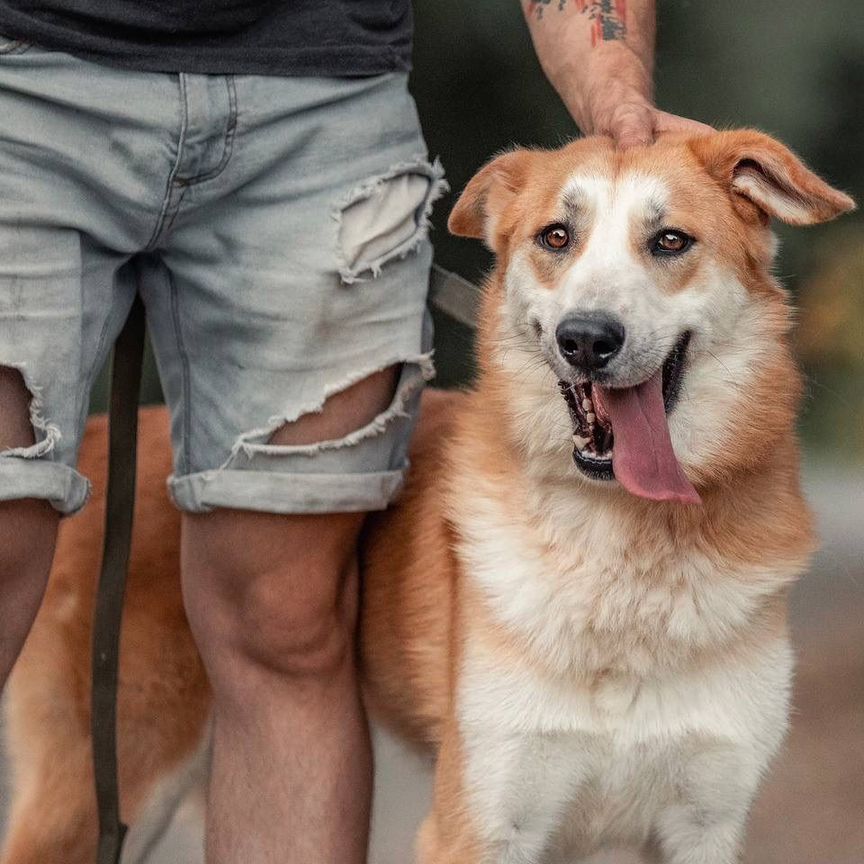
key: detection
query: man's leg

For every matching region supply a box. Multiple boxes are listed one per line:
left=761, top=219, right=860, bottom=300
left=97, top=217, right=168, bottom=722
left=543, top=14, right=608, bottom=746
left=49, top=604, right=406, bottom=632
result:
left=142, top=70, right=439, bottom=863
left=182, top=369, right=397, bottom=864
left=0, top=368, right=59, bottom=687
left=0, top=44, right=197, bottom=690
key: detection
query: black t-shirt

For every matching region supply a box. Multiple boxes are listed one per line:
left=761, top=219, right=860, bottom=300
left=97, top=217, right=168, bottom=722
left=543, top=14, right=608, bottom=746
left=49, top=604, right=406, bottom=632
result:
left=0, top=0, right=412, bottom=75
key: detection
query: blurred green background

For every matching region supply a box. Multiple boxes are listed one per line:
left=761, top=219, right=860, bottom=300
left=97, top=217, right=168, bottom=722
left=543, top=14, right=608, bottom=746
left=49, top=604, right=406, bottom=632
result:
left=102, top=0, right=864, bottom=462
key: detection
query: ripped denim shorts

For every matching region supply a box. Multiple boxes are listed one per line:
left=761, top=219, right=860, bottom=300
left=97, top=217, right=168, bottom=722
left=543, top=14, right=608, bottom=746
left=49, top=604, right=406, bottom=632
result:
left=0, top=38, right=444, bottom=515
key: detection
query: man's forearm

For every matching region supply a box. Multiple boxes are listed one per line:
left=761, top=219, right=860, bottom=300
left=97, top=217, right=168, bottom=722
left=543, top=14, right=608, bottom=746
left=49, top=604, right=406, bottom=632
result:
left=523, top=0, right=656, bottom=138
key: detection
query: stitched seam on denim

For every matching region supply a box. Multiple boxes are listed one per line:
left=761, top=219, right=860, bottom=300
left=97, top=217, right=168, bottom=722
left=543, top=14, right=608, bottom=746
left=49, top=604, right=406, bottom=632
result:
left=73, top=284, right=128, bottom=448
left=145, top=73, right=190, bottom=251
left=159, top=185, right=188, bottom=242
left=168, top=270, right=193, bottom=475
left=178, top=74, right=238, bottom=186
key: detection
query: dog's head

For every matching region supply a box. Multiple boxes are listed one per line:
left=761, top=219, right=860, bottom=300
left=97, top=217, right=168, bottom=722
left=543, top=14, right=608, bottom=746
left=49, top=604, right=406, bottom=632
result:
left=449, top=131, right=854, bottom=504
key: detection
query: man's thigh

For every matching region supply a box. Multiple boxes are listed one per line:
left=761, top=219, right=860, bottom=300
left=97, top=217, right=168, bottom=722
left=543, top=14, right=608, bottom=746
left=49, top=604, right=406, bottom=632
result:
left=146, top=72, right=444, bottom=519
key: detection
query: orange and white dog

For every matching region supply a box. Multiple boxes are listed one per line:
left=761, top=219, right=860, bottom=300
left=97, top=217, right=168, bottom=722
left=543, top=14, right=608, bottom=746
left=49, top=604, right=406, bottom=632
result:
left=1, top=130, right=855, bottom=864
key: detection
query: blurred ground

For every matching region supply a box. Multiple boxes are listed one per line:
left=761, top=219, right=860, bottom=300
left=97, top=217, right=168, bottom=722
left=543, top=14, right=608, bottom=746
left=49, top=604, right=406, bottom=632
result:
left=1, top=462, right=862, bottom=863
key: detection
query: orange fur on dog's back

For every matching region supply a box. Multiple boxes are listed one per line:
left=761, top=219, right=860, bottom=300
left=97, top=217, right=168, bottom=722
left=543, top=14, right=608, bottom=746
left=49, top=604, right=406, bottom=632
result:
left=1, top=407, right=206, bottom=864
left=361, top=388, right=465, bottom=747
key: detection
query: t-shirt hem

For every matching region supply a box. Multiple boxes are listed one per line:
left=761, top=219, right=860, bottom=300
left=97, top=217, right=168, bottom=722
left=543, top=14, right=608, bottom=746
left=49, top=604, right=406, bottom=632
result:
left=0, top=12, right=412, bottom=76
left=47, top=46, right=413, bottom=77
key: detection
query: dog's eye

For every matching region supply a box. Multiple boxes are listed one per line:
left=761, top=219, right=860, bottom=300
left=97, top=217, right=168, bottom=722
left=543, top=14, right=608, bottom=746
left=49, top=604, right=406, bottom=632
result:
left=651, top=230, right=693, bottom=256
left=538, top=224, right=571, bottom=251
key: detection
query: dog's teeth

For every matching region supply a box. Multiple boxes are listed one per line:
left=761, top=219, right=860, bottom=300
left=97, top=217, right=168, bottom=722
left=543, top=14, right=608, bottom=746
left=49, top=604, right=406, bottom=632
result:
left=572, top=434, right=590, bottom=451
left=586, top=412, right=596, bottom=424
left=582, top=397, right=593, bottom=411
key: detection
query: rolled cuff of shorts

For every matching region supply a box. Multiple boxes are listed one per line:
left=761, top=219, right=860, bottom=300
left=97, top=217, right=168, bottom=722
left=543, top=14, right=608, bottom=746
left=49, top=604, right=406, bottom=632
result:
left=169, top=344, right=433, bottom=515
left=0, top=458, right=90, bottom=514
left=168, top=466, right=407, bottom=514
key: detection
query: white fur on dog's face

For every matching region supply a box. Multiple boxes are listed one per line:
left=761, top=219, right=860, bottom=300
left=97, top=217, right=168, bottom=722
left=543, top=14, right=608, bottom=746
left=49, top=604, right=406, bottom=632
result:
left=499, top=169, right=762, bottom=479
left=505, top=173, right=739, bottom=387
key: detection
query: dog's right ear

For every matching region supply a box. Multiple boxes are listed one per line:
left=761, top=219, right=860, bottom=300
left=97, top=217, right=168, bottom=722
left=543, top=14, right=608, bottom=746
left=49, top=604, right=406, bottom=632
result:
left=448, top=149, right=533, bottom=248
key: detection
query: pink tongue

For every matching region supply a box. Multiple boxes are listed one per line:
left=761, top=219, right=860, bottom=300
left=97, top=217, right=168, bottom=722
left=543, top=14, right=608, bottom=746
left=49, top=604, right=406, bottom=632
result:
left=594, top=371, right=701, bottom=505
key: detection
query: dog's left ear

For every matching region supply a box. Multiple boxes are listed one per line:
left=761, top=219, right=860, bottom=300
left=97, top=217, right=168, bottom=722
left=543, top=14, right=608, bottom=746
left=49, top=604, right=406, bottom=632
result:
left=448, top=149, right=534, bottom=248
left=690, top=130, right=856, bottom=225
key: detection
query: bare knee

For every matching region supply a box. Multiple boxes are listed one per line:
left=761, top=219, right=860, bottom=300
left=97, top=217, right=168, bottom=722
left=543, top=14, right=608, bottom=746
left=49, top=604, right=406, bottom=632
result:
left=183, top=509, right=363, bottom=688
left=0, top=499, right=59, bottom=683
left=0, top=497, right=58, bottom=563
left=237, top=545, right=358, bottom=679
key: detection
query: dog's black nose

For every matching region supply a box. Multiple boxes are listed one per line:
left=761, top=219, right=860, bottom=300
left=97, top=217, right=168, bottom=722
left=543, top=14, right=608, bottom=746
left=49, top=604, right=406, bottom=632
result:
left=556, top=314, right=625, bottom=370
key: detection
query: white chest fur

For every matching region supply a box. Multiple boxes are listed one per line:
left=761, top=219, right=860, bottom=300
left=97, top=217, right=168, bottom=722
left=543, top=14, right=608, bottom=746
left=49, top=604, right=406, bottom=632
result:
left=454, top=483, right=795, bottom=862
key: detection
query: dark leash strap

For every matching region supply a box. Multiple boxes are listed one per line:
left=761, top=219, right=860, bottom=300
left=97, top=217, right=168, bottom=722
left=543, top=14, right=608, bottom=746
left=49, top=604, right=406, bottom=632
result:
left=91, top=294, right=146, bottom=864
left=87, top=267, right=478, bottom=864
left=429, top=263, right=481, bottom=329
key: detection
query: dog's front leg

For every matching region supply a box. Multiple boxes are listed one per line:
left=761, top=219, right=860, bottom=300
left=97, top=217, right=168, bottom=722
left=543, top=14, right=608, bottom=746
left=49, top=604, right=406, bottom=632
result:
left=417, top=719, right=592, bottom=864
left=414, top=720, right=488, bottom=864
left=649, top=742, right=766, bottom=864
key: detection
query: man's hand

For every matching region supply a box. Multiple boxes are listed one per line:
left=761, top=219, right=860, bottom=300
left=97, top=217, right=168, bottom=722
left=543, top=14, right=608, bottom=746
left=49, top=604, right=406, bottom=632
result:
left=582, top=75, right=712, bottom=148
left=523, top=0, right=711, bottom=147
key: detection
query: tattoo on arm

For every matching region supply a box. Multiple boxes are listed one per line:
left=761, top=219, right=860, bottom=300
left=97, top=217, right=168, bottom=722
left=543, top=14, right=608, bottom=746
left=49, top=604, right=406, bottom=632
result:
left=528, top=0, right=627, bottom=45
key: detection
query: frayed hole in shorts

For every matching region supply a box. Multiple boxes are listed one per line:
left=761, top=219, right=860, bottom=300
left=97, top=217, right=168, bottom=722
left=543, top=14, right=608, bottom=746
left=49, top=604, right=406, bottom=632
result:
left=0, top=364, right=61, bottom=458
left=267, top=365, right=402, bottom=449
left=334, top=158, right=448, bottom=284
left=222, top=353, right=435, bottom=466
